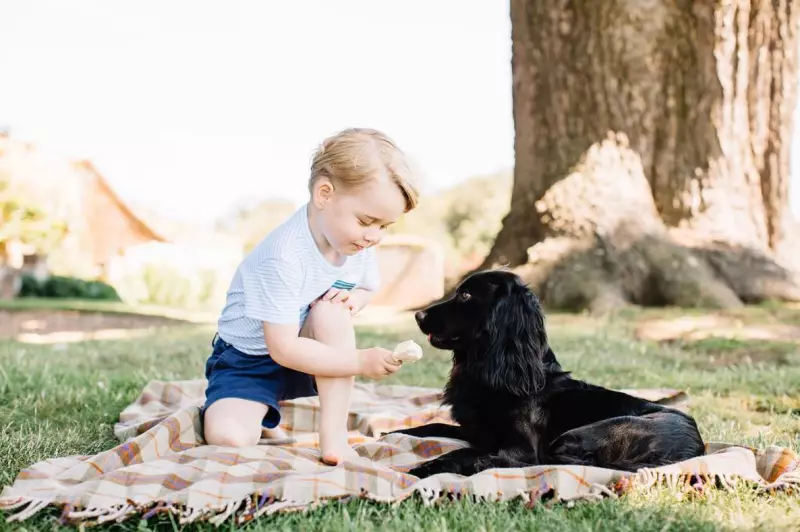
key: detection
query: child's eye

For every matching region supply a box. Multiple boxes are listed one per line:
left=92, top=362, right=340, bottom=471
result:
left=358, top=218, right=370, bottom=226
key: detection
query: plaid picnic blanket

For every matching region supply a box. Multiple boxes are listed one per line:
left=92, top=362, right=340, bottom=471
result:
left=1, top=379, right=798, bottom=526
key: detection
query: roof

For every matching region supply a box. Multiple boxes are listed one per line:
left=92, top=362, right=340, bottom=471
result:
left=72, top=160, right=166, bottom=243
left=0, top=134, right=168, bottom=262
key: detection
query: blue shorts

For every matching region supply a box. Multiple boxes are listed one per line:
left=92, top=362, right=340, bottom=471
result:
left=201, top=333, right=318, bottom=429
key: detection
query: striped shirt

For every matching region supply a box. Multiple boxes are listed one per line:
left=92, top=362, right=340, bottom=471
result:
left=216, top=203, right=380, bottom=355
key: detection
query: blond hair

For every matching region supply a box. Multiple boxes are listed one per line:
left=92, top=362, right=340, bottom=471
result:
left=309, top=128, right=419, bottom=212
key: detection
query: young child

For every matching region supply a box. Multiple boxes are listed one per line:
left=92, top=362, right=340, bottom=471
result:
left=202, top=127, right=419, bottom=465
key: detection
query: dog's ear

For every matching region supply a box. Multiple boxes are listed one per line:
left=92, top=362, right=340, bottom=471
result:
left=480, top=285, right=547, bottom=396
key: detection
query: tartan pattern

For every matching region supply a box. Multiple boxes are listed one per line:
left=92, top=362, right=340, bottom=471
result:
left=1, top=379, right=797, bottom=526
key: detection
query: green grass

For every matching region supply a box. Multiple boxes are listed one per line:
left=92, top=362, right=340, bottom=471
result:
left=0, top=297, right=215, bottom=323
left=1, top=307, right=799, bottom=530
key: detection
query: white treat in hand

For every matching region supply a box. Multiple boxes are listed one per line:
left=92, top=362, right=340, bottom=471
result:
left=392, top=340, right=423, bottom=363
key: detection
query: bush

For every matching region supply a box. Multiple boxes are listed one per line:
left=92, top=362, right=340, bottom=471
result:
left=139, top=264, right=219, bottom=309
left=111, top=263, right=227, bottom=310
left=106, top=241, right=240, bottom=311
left=18, top=273, right=41, bottom=297
left=388, top=171, right=512, bottom=281
left=19, top=274, right=121, bottom=301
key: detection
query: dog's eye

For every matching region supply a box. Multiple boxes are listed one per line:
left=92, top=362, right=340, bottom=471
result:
left=459, top=291, right=471, bottom=302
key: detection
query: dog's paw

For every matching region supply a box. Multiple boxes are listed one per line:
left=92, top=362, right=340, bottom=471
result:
left=407, top=459, right=467, bottom=478
left=407, top=462, right=437, bottom=479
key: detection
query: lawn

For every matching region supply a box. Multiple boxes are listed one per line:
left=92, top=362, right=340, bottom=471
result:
left=0, top=297, right=216, bottom=323
left=1, top=304, right=799, bottom=530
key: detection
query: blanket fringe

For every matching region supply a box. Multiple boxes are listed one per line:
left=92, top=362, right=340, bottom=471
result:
left=179, top=505, right=213, bottom=524
left=0, top=498, right=37, bottom=512
left=587, top=482, right=618, bottom=500
left=208, top=499, right=243, bottom=526
left=419, top=487, right=441, bottom=506
left=763, top=471, right=800, bottom=493
left=4, top=498, right=51, bottom=522
left=628, top=467, right=799, bottom=498
left=3, top=467, right=798, bottom=526
left=96, top=504, right=135, bottom=524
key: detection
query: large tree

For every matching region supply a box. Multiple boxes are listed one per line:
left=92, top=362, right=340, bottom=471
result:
left=482, top=0, right=800, bottom=311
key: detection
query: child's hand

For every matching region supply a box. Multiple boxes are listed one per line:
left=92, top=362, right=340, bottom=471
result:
left=311, top=288, right=369, bottom=315
left=357, top=347, right=402, bottom=379
left=322, top=288, right=353, bottom=305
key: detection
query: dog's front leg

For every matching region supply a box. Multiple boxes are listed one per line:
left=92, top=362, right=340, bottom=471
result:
left=473, top=450, right=536, bottom=473
left=407, top=448, right=535, bottom=478
left=385, top=423, right=466, bottom=441
left=406, top=447, right=482, bottom=478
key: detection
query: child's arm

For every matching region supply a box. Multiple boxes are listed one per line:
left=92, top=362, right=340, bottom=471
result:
left=247, top=256, right=393, bottom=378
left=263, top=322, right=396, bottom=379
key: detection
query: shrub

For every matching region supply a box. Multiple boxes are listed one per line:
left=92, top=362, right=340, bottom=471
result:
left=106, top=241, right=240, bottom=311
left=388, top=171, right=512, bottom=281
left=19, top=274, right=121, bottom=300
left=18, top=273, right=41, bottom=297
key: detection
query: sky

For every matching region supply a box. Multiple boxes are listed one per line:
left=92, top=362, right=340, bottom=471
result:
left=0, top=0, right=514, bottom=226
left=1, top=0, right=799, bottom=227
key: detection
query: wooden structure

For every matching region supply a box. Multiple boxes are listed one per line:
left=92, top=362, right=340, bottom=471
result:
left=0, top=134, right=166, bottom=294
left=371, top=234, right=445, bottom=310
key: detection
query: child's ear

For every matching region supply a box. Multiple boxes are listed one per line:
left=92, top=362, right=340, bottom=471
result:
left=313, top=177, right=335, bottom=207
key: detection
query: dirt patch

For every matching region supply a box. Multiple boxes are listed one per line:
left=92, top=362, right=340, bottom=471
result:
left=635, top=314, right=800, bottom=369
left=678, top=337, right=796, bottom=368
left=0, top=309, right=191, bottom=344
left=634, top=314, right=800, bottom=343
left=753, top=396, right=800, bottom=417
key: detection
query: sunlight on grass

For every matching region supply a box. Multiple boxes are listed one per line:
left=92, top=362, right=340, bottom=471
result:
left=0, top=306, right=798, bottom=531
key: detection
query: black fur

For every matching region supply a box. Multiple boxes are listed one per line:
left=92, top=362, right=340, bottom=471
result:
left=390, top=270, right=706, bottom=478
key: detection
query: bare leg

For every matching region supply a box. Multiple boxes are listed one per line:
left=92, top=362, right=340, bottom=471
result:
left=203, top=397, right=269, bottom=447
left=300, top=300, right=359, bottom=465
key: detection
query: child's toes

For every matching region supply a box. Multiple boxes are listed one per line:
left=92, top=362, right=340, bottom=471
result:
left=321, top=446, right=358, bottom=466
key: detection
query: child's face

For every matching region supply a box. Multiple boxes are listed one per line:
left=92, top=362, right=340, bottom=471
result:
left=317, top=176, right=407, bottom=256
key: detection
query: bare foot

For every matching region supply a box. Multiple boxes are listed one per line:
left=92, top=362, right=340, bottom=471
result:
left=321, top=445, right=359, bottom=466
left=320, top=432, right=359, bottom=465
left=262, top=426, right=289, bottom=440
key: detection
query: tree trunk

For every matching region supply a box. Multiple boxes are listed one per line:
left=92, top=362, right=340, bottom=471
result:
left=482, top=0, right=800, bottom=311
left=0, top=264, right=22, bottom=300
left=0, top=243, right=22, bottom=299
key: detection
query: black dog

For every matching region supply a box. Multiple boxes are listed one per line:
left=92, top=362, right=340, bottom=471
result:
left=390, top=270, right=706, bottom=478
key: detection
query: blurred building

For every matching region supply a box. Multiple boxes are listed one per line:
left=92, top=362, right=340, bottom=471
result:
left=0, top=133, right=444, bottom=309
left=0, top=133, right=166, bottom=285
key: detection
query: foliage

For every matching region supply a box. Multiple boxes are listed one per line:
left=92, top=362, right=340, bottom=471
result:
left=215, top=198, right=297, bottom=252
left=389, top=171, right=512, bottom=279
left=112, top=262, right=223, bottom=310
left=18, top=274, right=120, bottom=300
left=0, top=178, right=68, bottom=257
left=438, top=172, right=512, bottom=262
left=101, top=239, right=241, bottom=312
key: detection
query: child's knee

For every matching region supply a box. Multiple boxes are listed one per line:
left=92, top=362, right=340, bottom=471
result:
left=307, top=300, right=353, bottom=328
left=204, top=418, right=261, bottom=447
left=304, top=300, right=354, bottom=342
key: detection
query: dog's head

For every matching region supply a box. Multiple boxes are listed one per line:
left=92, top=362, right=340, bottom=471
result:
left=415, top=269, right=548, bottom=396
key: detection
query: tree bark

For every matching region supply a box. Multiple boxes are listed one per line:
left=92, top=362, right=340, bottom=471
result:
left=482, top=0, right=800, bottom=311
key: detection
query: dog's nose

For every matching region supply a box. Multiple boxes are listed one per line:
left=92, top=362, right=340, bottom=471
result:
left=415, top=310, right=427, bottom=323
